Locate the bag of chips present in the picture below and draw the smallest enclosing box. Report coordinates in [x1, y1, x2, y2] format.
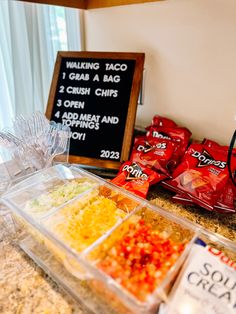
[146, 125, 192, 170]
[172, 183, 236, 213]
[164, 143, 236, 211]
[111, 161, 165, 198]
[202, 138, 230, 151]
[214, 179, 236, 213]
[172, 139, 235, 213]
[130, 136, 177, 176]
[172, 193, 194, 206]
[151, 115, 177, 128]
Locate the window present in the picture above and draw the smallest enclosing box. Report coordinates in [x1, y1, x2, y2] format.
[0, 1, 82, 129]
[0, 1, 82, 162]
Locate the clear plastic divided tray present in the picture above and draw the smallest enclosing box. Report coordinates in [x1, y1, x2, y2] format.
[2, 164, 198, 314]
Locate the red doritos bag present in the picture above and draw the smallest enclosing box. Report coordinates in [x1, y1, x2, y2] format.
[172, 180, 236, 214]
[146, 125, 192, 170]
[130, 136, 177, 176]
[202, 138, 230, 151]
[172, 193, 194, 206]
[214, 180, 236, 213]
[146, 125, 191, 152]
[152, 115, 177, 128]
[164, 143, 236, 211]
[111, 161, 164, 198]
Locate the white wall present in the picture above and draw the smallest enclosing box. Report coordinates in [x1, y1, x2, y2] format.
[84, 0, 236, 145]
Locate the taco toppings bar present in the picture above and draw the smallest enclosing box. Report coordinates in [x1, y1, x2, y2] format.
[2, 163, 235, 314]
[1, 115, 235, 314]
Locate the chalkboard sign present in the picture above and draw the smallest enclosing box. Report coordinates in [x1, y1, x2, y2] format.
[46, 51, 145, 169]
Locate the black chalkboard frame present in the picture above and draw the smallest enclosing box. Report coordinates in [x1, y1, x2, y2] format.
[46, 51, 145, 170]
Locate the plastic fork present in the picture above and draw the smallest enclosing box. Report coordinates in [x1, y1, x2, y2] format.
[44, 129, 69, 167]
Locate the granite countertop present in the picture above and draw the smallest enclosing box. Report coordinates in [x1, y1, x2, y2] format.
[0, 207, 86, 314]
[0, 186, 235, 314]
[148, 185, 236, 241]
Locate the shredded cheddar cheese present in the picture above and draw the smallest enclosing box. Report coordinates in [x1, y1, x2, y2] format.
[55, 195, 127, 252]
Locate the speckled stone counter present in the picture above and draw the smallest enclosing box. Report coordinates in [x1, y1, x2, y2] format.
[148, 186, 236, 241]
[0, 185, 235, 314]
[0, 207, 86, 314]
